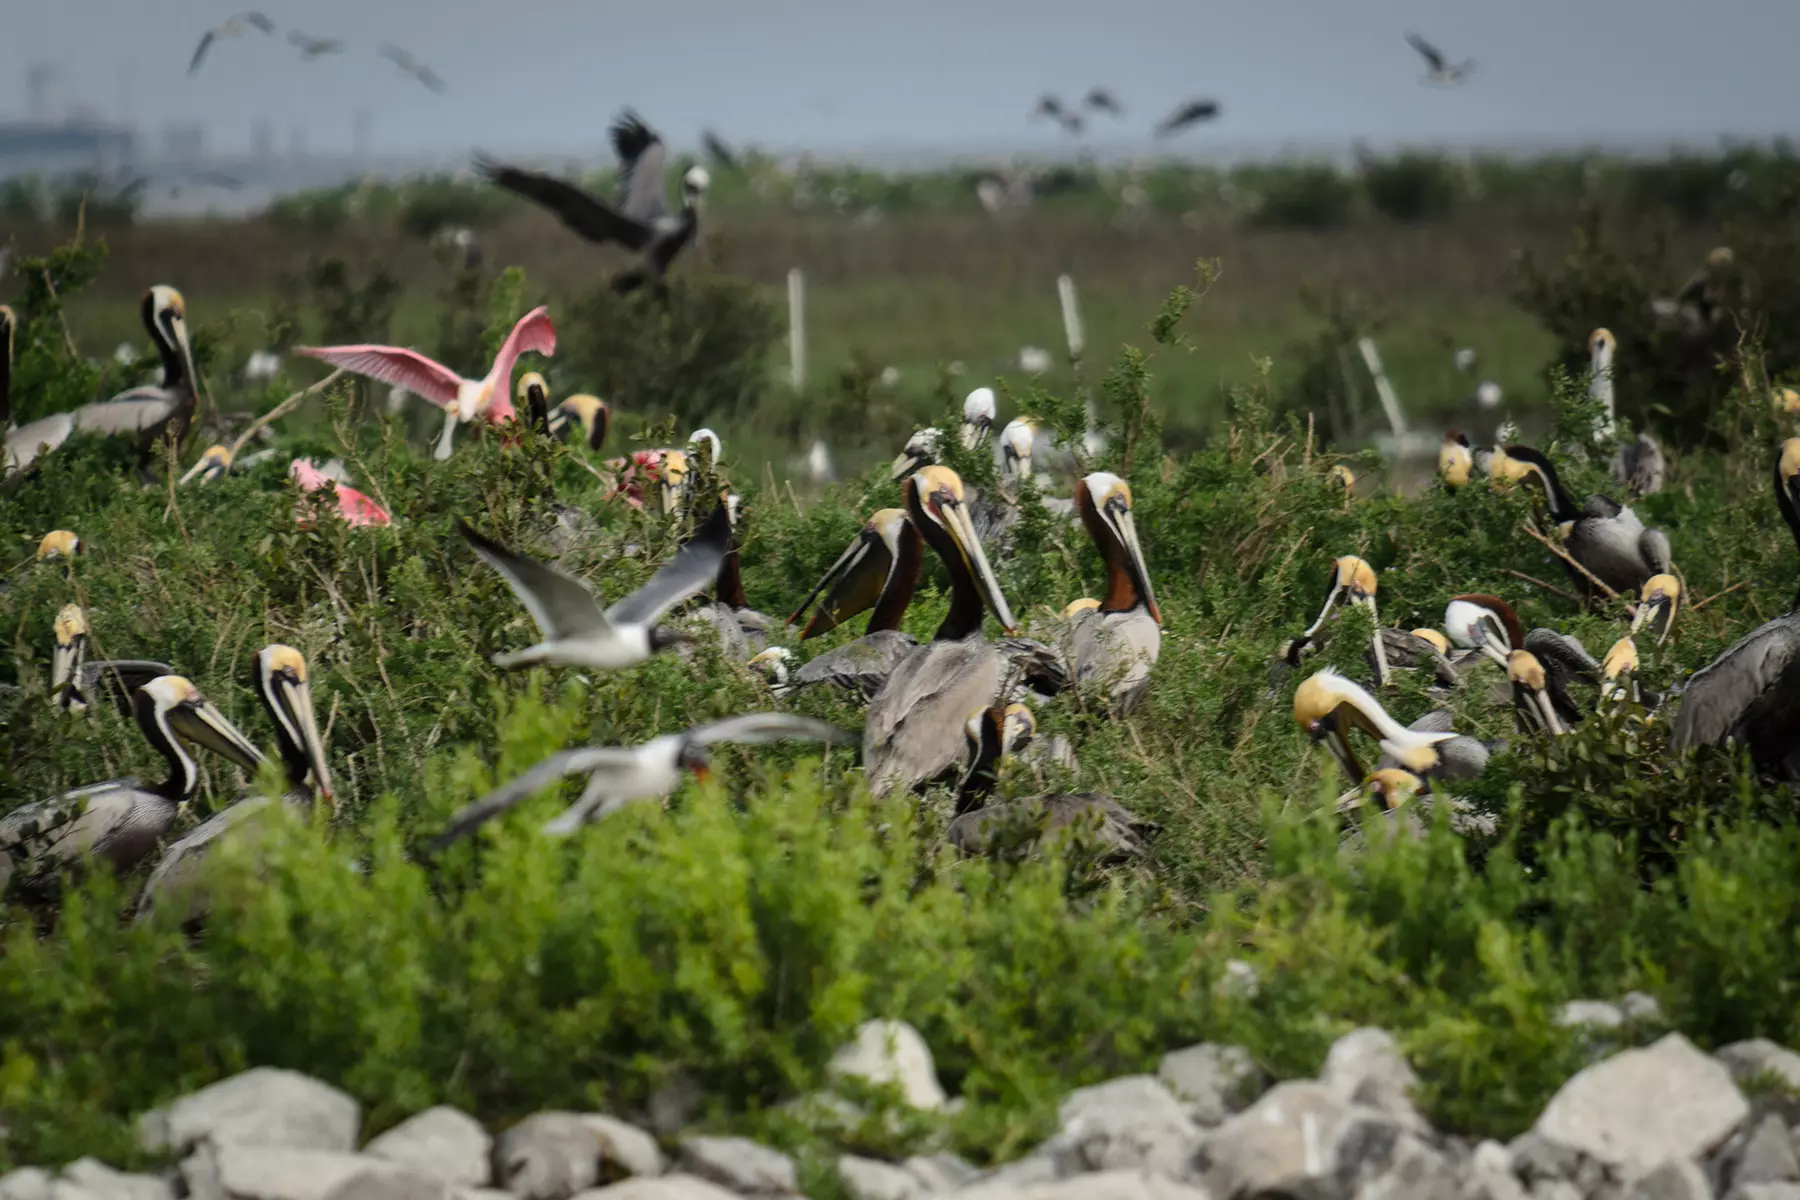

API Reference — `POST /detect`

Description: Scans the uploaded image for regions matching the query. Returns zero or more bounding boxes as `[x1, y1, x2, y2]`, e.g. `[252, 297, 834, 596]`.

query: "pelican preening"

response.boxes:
[476, 111, 709, 296]
[551, 394, 610, 452]
[1631, 574, 1681, 645]
[1067, 473, 1162, 711]
[864, 467, 1019, 796]
[1000, 418, 1036, 482]
[36, 530, 82, 562]
[188, 11, 276, 75]
[962, 388, 997, 450]
[1501, 445, 1672, 599]
[1444, 594, 1523, 669]
[426, 713, 856, 850]
[1287, 555, 1387, 685]
[1405, 33, 1475, 85]
[0, 677, 265, 893]
[785, 508, 924, 699]
[1439, 431, 1473, 489]
[1292, 669, 1457, 784]
[178, 444, 234, 485]
[294, 305, 555, 462]
[1508, 651, 1567, 737]
[460, 503, 730, 671]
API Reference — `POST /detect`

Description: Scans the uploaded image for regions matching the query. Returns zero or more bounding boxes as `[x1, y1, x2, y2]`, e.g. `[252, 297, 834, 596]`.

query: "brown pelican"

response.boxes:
[460, 504, 729, 671]
[0, 676, 265, 892]
[36, 530, 81, 562]
[188, 11, 275, 75]
[865, 467, 1018, 796]
[177, 444, 234, 485]
[56, 287, 201, 475]
[947, 704, 1153, 862]
[1671, 447, 1800, 777]
[135, 645, 335, 921]
[1508, 650, 1566, 737]
[1600, 636, 1640, 707]
[1292, 669, 1457, 783]
[49, 604, 173, 715]
[962, 388, 997, 450]
[891, 428, 942, 481]
[476, 111, 709, 296]
[1444, 594, 1522, 668]
[785, 508, 924, 699]
[1524, 628, 1600, 727]
[1630, 574, 1681, 644]
[518, 372, 552, 434]
[1503, 446, 1672, 599]
[1285, 555, 1387, 685]
[550, 394, 609, 452]
[1439, 431, 1474, 489]
[426, 714, 855, 848]
[1065, 472, 1161, 711]
[1406, 33, 1475, 85]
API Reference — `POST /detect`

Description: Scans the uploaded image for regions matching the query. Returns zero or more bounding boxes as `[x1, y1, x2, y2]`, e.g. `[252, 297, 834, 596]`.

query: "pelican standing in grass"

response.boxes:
[785, 508, 924, 698]
[50, 604, 173, 715]
[0, 676, 265, 892]
[1066, 472, 1161, 710]
[135, 645, 335, 921]
[1292, 668, 1458, 784]
[294, 306, 555, 462]
[1502, 445, 1672, 599]
[865, 467, 1018, 795]
[461, 504, 730, 671]
[426, 714, 856, 848]
[1285, 555, 1387, 686]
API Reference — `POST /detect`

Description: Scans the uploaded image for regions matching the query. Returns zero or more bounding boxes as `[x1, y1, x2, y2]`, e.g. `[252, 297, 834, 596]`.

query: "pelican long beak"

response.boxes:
[1363, 597, 1389, 687]
[788, 529, 886, 638]
[1320, 713, 1368, 782]
[1629, 595, 1677, 646]
[1536, 689, 1567, 737]
[178, 456, 213, 485]
[891, 450, 930, 481]
[1108, 505, 1161, 625]
[50, 635, 84, 699]
[1302, 582, 1347, 641]
[170, 313, 202, 403]
[169, 700, 268, 774]
[939, 495, 1016, 633]
[275, 673, 335, 808]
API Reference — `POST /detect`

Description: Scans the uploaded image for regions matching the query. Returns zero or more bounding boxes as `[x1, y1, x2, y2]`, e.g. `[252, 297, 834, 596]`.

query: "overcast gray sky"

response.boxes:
[8, 0, 1800, 160]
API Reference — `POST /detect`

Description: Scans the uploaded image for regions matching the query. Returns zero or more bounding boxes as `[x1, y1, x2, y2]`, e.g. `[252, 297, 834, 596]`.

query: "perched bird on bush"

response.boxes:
[425, 713, 857, 848]
[1066, 472, 1162, 712]
[1499, 446, 1673, 600]
[48, 604, 172, 716]
[1292, 668, 1458, 784]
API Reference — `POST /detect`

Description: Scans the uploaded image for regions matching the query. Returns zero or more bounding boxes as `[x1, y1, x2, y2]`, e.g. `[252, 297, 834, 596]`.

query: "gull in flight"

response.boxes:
[188, 12, 276, 76]
[1406, 33, 1475, 86]
[288, 31, 346, 61]
[379, 43, 445, 93]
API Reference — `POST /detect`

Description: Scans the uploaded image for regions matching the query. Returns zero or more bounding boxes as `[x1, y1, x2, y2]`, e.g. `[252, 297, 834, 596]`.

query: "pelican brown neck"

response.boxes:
[867, 517, 924, 634]
[1501, 446, 1576, 522]
[1777, 439, 1800, 556]
[954, 707, 1006, 815]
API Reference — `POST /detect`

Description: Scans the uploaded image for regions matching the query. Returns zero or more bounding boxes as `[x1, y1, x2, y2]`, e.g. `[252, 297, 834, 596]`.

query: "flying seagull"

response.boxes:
[425, 712, 858, 850]
[1154, 99, 1222, 137]
[1083, 87, 1124, 117]
[701, 129, 738, 171]
[288, 31, 346, 60]
[459, 502, 732, 670]
[1406, 33, 1475, 85]
[379, 43, 445, 92]
[1030, 94, 1084, 135]
[188, 12, 276, 76]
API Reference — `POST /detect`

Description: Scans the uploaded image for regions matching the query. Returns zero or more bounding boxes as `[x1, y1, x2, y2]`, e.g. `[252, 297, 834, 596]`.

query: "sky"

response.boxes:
[7, 0, 1800, 162]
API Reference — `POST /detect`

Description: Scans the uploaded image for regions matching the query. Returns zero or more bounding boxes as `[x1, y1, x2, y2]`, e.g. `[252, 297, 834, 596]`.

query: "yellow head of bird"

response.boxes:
[911, 464, 967, 516]
[1774, 388, 1800, 415]
[516, 371, 547, 403]
[1329, 464, 1356, 490]
[1603, 636, 1639, 679]
[1064, 597, 1101, 619]
[36, 530, 80, 560]
[149, 285, 187, 320]
[1438, 433, 1473, 488]
[1589, 328, 1616, 357]
[1334, 555, 1378, 601]
[1364, 769, 1425, 811]
[1084, 471, 1133, 510]
[1507, 649, 1547, 689]
[54, 603, 87, 646]
[1292, 672, 1343, 736]
[264, 643, 309, 681]
[1639, 573, 1680, 605]
[1000, 703, 1037, 752]
[1410, 628, 1450, 655]
[1781, 438, 1800, 484]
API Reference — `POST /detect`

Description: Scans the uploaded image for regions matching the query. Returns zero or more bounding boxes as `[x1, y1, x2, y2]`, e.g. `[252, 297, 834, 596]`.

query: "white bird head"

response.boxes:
[1000, 417, 1036, 481]
[961, 388, 997, 449]
[683, 166, 711, 201]
[687, 427, 723, 465]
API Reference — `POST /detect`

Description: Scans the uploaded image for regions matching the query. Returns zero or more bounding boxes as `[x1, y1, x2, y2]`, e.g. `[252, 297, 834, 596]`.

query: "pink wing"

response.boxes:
[289, 458, 328, 490]
[294, 344, 466, 407]
[498, 306, 557, 362]
[483, 390, 518, 425]
[334, 485, 393, 527]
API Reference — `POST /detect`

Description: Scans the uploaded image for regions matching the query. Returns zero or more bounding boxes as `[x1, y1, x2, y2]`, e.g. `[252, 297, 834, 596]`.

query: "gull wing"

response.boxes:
[475, 156, 654, 251]
[606, 504, 733, 628]
[1406, 33, 1446, 71]
[426, 746, 642, 850]
[460, 522, 614, 642]
[291, 344, 464, 407]
[611, 110, 669, 222]
[189, 31, 217, 75]
[243, 11, 276, 33]
[687, 712, 859, 749]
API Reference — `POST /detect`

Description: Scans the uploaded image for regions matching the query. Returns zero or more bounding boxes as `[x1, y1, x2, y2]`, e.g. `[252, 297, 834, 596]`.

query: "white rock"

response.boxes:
[321, 1166, 451, 1200]
[211, 1146, 409, 1200]
[57, 1160, 171, 1200]
[903, 1156, 979, 1192]
[580, 1117, 663, 1180]
[1534, 1033, 1748, 1173]
[954, 1156, 1057, 1197]
[362, 1107, 490, 1188]
[571, 1178, 743, 1200]
[145, 1068, 361, 1155]
[1620, 992, 1664, 1022]
[1556, 1001, 1625, 1030]
[951, 1168, 1211, 1199]
[0, 1169, 51, 1200]
[828, 1021, 949, 1112]
[493, 1114, 604, 1200]
[1717, 1041, 1800, 1092]
[1731, 1113, 1800, 1186]
[1048, 1076, 1200, 1176]
[1728, 1185, 1800, 1200]
[836, 1157, 924, 1200]
[1321, 1028, 1426, 1128]
[1156, 1044, 1267, 1125]
[1193, 1080, 1359, 1198]
[673, 1138, 796, 1196]
[1464, 1140, 1529, 1200]
[1624, 1158, 1711, 1200]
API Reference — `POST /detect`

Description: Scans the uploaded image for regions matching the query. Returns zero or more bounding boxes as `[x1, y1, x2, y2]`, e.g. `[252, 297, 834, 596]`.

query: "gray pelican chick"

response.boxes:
[0, 676, 265, 892]
[785, 508, 923, 699]
[426, 713, 855, 848]
[460, 503, 730, 671]
[1066, 472, 1162, 710]
[865, 466, 1018, 796]
[135, 645, 335, 922]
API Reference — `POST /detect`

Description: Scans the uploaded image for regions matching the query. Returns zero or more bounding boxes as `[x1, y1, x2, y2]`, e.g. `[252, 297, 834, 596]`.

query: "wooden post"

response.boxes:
[1356, 336, 1408, 437]
[787, 268, 806, 393]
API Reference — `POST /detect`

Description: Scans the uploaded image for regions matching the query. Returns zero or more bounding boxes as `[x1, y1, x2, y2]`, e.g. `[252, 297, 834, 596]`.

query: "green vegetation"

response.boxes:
[2, 162, 1800, 1184]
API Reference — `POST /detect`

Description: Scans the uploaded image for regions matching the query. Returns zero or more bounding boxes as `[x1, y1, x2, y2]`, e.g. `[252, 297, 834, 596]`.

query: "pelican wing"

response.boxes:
[291, 344, 463, 408]
[5, 412, 76, 471]
[1672, 612, 1800, 751]
[610, 110, 669, 222]
[475, 156, 653, 251]
[76, 394, 178, 434]
[791, 631, 918, 699]
[865, 640, 1004, 795]
[687, 712, 859, 749]
[460, 522, 613, 642]
[427, 747, 643, 850]
[606, 504, 732, 628]
[1524, 629, 1599, 678]
[1406, 33, 1446, 71]
[1639, 527, 1672, 575]
[188, 31, 217, 75]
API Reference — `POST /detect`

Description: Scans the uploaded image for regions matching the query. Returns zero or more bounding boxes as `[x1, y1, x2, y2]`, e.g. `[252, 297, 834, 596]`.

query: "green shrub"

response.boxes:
[1249, 165, 1357, 229]
[1363, 152, 1460, 222]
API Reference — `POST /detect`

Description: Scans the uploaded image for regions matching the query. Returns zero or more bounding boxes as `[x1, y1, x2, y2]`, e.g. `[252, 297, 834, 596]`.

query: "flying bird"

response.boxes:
[378, 43, 445, 92]
[288, 31, 346, 60]
[1083, 87, 1124, 117]
[1154, 99, 1222, 137]
[1029, 94, 1084, 135]
[188, 12, 275, 76]
[1406, 33, 1475, 85]
[701, 129, 738, 171]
